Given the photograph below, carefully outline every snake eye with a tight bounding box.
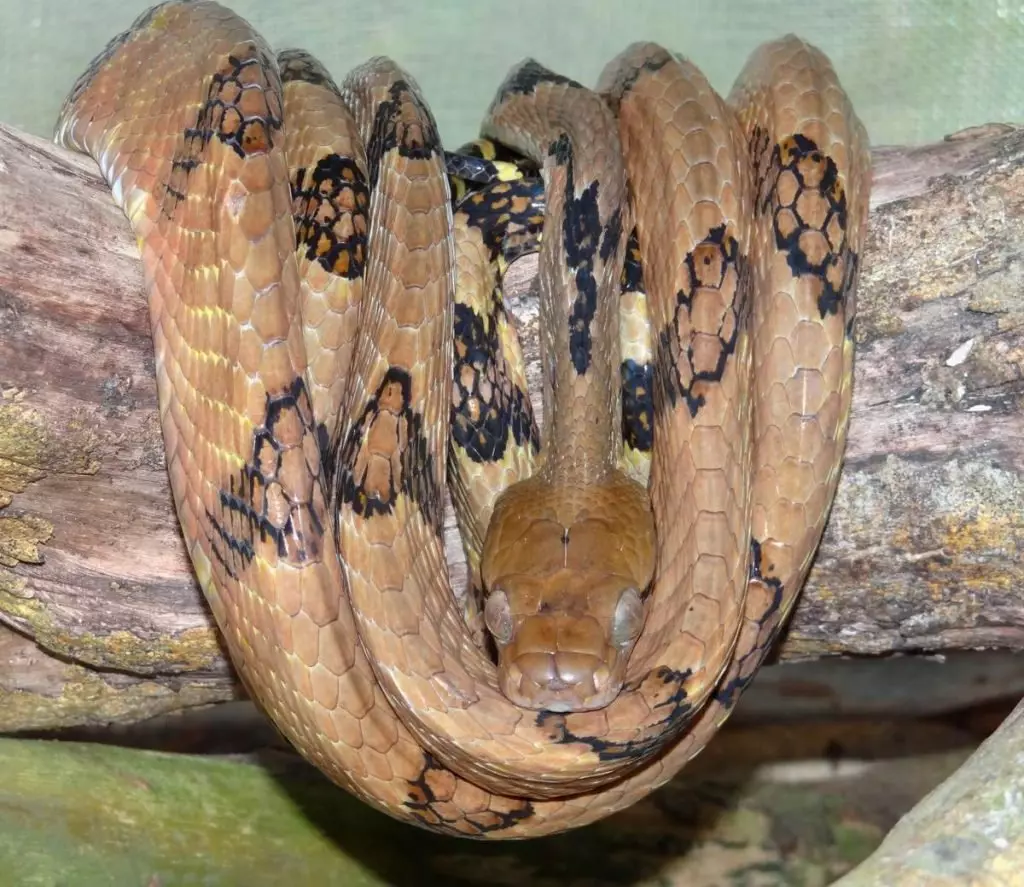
[484,589,514,646]
[610,587,645,647]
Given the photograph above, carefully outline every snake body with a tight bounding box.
[56,1,869,837]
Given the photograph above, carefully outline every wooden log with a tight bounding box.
[1,122,1022,731]
[834,696,1024,886]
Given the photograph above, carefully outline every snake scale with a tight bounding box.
[56,0,869,838]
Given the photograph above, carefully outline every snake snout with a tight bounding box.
[507,647,610,716]
[503,648,618,713]
[492,610,627,712]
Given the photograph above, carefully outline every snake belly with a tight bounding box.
[55,0,869,838]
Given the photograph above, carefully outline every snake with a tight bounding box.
[55,0,869,838]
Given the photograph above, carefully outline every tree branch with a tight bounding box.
[834,695,1024,885]
[1,122,1022,731]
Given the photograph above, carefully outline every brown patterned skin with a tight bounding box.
[476,68,658,713]
[278,49,368,447]
[55,2,869,839]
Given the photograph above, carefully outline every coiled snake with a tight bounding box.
[56,1,869,838]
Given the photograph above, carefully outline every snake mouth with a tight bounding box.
[500,650,620,712]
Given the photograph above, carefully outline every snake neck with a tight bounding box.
[480,65,632,486]
[539,146,630,484]
[522,123,632,485]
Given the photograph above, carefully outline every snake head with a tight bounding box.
[480,473,656,713]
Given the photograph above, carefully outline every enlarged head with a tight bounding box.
[480,473,656,712]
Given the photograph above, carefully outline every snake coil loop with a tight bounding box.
[56,1,869,838]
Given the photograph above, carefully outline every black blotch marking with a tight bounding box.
[536,666,694,762]
[747,123,775,215]
[276,48,341,93]
[315,421,334,486]
[163,46,283,216]
[454,178,545,256]
[206,377,323,578]
[654,224,750,419]
[713,537,786,710]
[196,49,282,159]
[335,367,443,535]
[445,138,540,191]
[842,250,861,339]
[447,160,545,470]
[460,137,541,167]
[621,359,654,453]
[366,79,442,190]
[620,226,645,294]
[451,303,540,463]
[755,129,857,321]
[554,141,611,376]
[405,752,534,837]
[206,515,254,580]
[619,228,654,453]
[549,132,572,166]
[291,152,369,278]
[747,538,785,624]
[490,59,583,110]
[445,151,504,188]
[600,207,623,263]
[603,53,674,111]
